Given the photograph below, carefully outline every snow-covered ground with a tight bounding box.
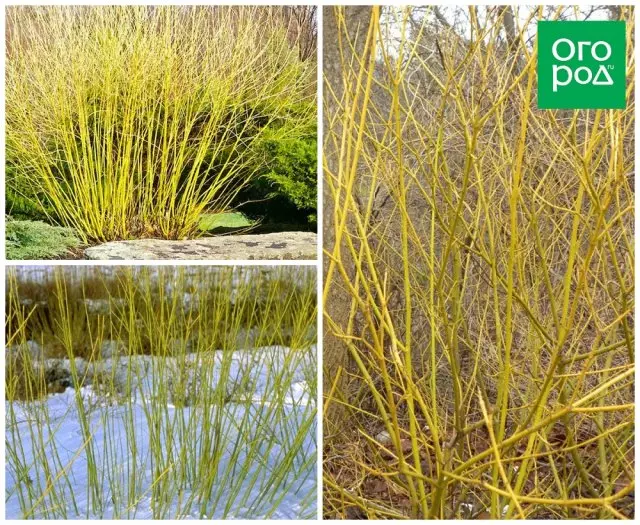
[6,346,317,520]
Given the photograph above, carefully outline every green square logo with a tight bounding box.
[537,21,626,109]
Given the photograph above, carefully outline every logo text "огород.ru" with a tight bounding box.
[537,20,626,109]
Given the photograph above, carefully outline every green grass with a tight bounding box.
[6,219,81,260]
[198,212,254,233]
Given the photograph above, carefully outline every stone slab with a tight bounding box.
[84,232,317,260]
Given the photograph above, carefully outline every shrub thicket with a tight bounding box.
[324,6,634,519]
[6,266,317,518]
[6,6,315,242]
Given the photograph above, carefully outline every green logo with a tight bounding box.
[537,21,626,109]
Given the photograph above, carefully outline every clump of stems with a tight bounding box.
[323,6,634,519]
[6,6,315,242]
[6,266,317,519]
